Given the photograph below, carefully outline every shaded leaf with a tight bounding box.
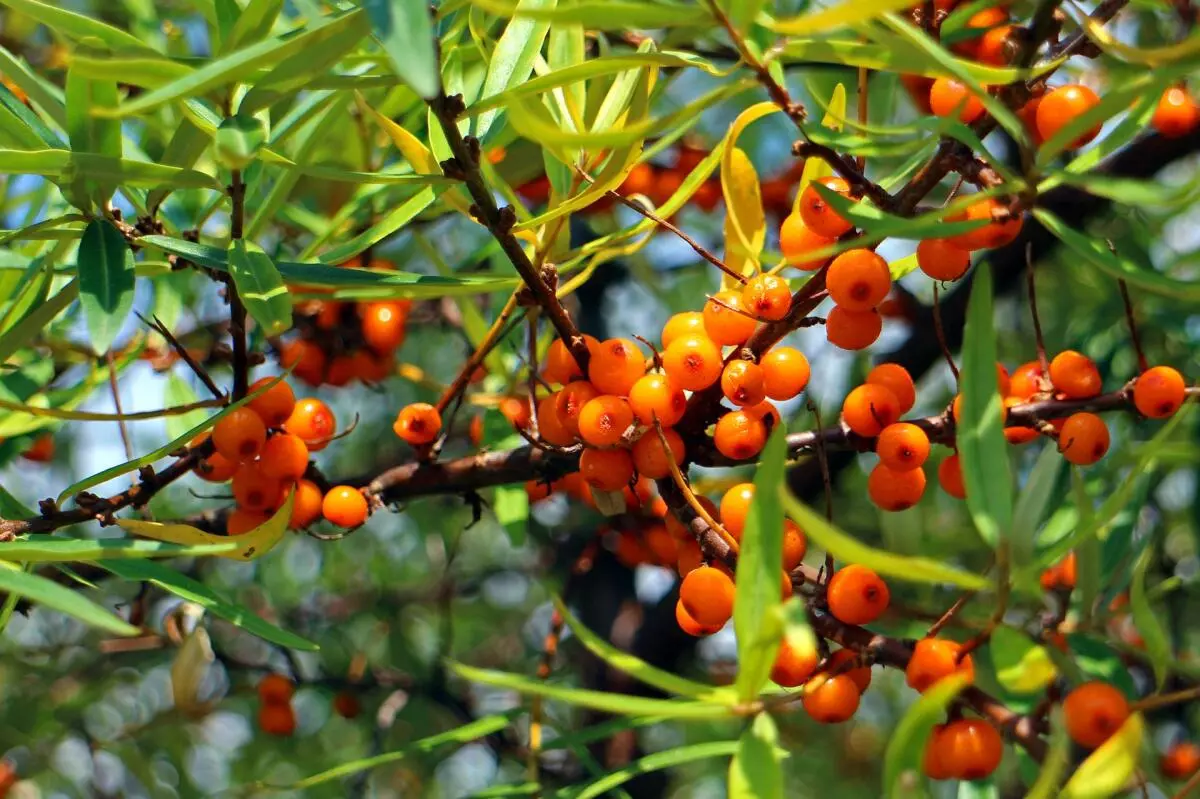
[1129,546,1171,690]
[989,626,1057,694]
[572,742,739,799]
[1011,444,1064,569]
[78,218,136,355]
[0,561,139,635]
[729,714,783,799]
[365,0,440,100]
[0,536,238,562]
[227,240,292,337]
[0,0,159,54]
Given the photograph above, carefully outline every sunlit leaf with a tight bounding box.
[0,560,139,636]
[989,626,1057,694]
[228,240,292,337]
[474,0,557,142]
[117,490,295,563]
[1060,713,1143,799]
[366,0,440,99]
[0,536,238,562]
[729,714,783,799]
[78,218,136,355]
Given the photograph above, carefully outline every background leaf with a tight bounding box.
[78,218,136,355]
[728,714,783,799]
[364,0,440,100]
[0,561,139,635]
[1129,546,1171,690]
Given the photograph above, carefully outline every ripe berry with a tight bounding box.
[631,429,684,479]
[663,334,724,391]
[703,291,757,346]
[579,447,635,492]
[1037,84,1102,148]
[938,454,966,499]
[713,410,768,460]
[917,238,971,281]
[679,564,736,627]
[1064,681,1130,749]
[280,338,326,386]
[393,402,442,446]
[499,397,532,431]
[952,6,1008,58]
[627,374,687,428]
[232,466,283,512]
[799,176,854,239]
[676,598,722,637]
[946,197,1023,251]
[977,24,1015,66]
[721,359,767,407]
[333,691,361,720]
[259,433,310,481]
[536,393,576,447]
[924,725,955,780]
[289,478,324,529]
[352,349,391,383]
[1059,412,1110,465]
[258,673,295,704]
[258,703,296,736]
[555,381,601,437]
[578,395,634,447]
[196,449,239,483]
[1040,551,1078,591]
[360,301,408,353]
[589,338,646,396]
[823,649,872,693]
[842,383,902,437]
[314,300,343,330]
[247,377,296,428]
[1018,95,1045,144]
[943,718,1003,780]
[213,408,267,464]
[1049,350,1102,399]
[227,508,269,535]
[906,638,975,693]
[325,354,357,387]
[876,423,931,470]
[929,78,984,123]
[802,673,861,723]
[285,398,336,451]
[867,463,927,511]
[827,248,892,311]
[661,312,706,349]
[866,363,916,413]
[323,486,368,527]
[1134,366,1187,418]
[782,520,808,570]
[826,564,890,625]
[543,335,598,385]
[1161,742,1200,780]
[742,274,792,321]
[720,483,755,537]
[780,213,835,270]
[643,521,680,566]
[771,639,818,687]
[1153,86,1200,139]
[1009,360,1047,400]
[759,346,810,400]
[826,306,882,350]
[676,540,705,578]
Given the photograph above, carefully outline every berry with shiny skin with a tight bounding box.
[285,398,336,452]
[721,359,767,407]
[627,374,687,427]
[771,639,819,687]
[842,384,902,437]
[876,423,931,470]
[1153,86,1200,138]
[1049,350,1102,399]
[826,564,890,625]
[577,395,634,447]
[780,213,836,270]
[906,638,975,693]
[866,363,916,413]
[679,565,736,628]
[826,307,882,350]
[247,377,296,428]
[663,334,724,391]
[828,248,892,311]
[742,274,792,321]
[259,433,310,481]
[917,238,971,281]
[661,312,706,349]
[703,291,758,346]
[867,463,927,511]
[631,428,684,479]
[1133,366,1186,418]
[213,408,267,464]
[760,346,810,400]
[394,402,442,446]
[323,486,369,527]
[799,176,854,239]
[938,454,966,499]
[1059,412,1110,466]
[1064,681,1130,749]
[579,447,635,492]
[1037,84,1102,148]
[802,673,861,723]
[589,338,646,396]
[713,410,768,460]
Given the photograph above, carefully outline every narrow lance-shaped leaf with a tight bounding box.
[474,0,558,142]
[0,0,160,54]
[365,0,440,100]
[0,561,139,636]
[78,218,136,355]
[1060,713,1143,799]
[1129,546,1171,690]
[227,240,292,337]
[989,625,1057,695]
[729,714,783,799]
[1011,444,1064,569]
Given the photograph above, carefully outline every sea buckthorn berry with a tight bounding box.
[360,301,407,353]
[663,334,723,391]
[333,691,362,720]
[720,483,755,538]
[259,433,310,481]
[713,410,768,461]
[676,539,704,578]
[1037,84,1102,148]
[842,384,902,437]
[280,338,326,386]
[929,78,985,123]
[643,522,679,566]
[632,428,684,479]
[20,434,53,462]
[393,402,442,446]
[828,248,892,311]
[578,395,634,447]
[780,213,836,270]
[944,719,1003,781]
[1018,95,1044,144]
[543,335,597,385]
[826,306,882,350]
[759,347,810,400]
[1010,360,1048,400]
[1153,86,1200,138]
[721,359,767,407]
[556,381,602,437]
[902,74,935,114]
[1040,551,1078,591]
[258,703,296,736]
[1161,742,1200,780]
[802,673,861,724]
[676,598,722,637]
[537,393,576,447]
[352,349,391,383]
[661,311,706,349]
[1064,681,1130,749]
[917,238,971,281]
[227,508,269,536]
[285,398,336,452]
[589,338,646,396]
[703,291,757,346]
[196,450,238,483]
[1134,366,1187,418]
[232,466,283,512]
[952,6,1008,57]
[289,478,324,529]
[977,24,1015,66]
[213,408,267,464]
[866,363,916,414]
[876,423,931,470]
[628,374,687,428]
[325,354,357,387]
[1049,350,1102,399]
[746,399,781,428]
[314,300,343,331]
[679,564,736,627]
[826,564,890,625]
[924,725,954,780]
[906,638,975,693]
[799,176,854,239]
[258,673,295,704]
[1059,412,1110,466]
[526,479,552,503]
[579,447,635,492]
[782,520,808,570]
[938,454,966,499]
[823,649,872,693]
[1003,397,1038,445]
[322,486,368,528]
[247,377,296,428]
[946,197,1023,251]
[771,639,819,687]
[996,363,1012,396]
[742,274,792,321]
[500,397,532,431]
[867,463,928,512]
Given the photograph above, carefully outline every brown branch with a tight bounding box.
[227,171,249,400]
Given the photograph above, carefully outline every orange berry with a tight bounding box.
[259,433,310,481]
[232,465,283,512]
[555,381,601,437]
[676,539,704,577]
[1153,86,1200,138]
[351,349,391,383]
[799,176,854,239]
[802,673,861,723]
[917,238,971,281]
[1010,360,1047,400]
[827,248,892,311]
[631,429,684,479]
[247,377,296,428]
[902,74,935,114]
[258,703,296,736]
[1064,681,1130,749]
[322,485,368,528]
[742,274,792,321]
[289,478,323,529]
[579,447,635,492]
[1059,412,1109,465]
[720,359,767,407]
[543,335,598,385]
[333,691,361,719]
[1018,95,1044,144]
[1134,366,1187,418]
[280,338,326,386]
[759,346,810,400]
[780,213,836,270]
[713,410,767,461]
[1003,397,1039,445]
[842,383,902,437]
[213,408,268,464]
[679,564,736,628]
[866,363,916,414]
[627,374,687,428]
[876,423,931,470]
[943,719,1003,781]
[324,354,357,387]
[771,639,819,687]
[17,434,51,462]
[782,520,807,570]
[906,638,975,693]
[258,673,295,704]
[661,311,706,349]
[536,393,576,447]
[500,396,532,431]
[823,648,872,693]
[643,521,680,566]
[867,463,927,511]
[578,395,634,447]
[227,508,269,535]
[995,362,1012,396]
[663,334,724,391]
[703,291,757,346]
[675,598,722,637]
[946,197,1023,251]
[929,78,985,123]
[588,338,646,396]
[746,398,781,427]
[314,300,343,330]
[826,306,882,350]
[720,483,756,538]
[1037,84,1102,148]
[526,479,552,503]
[196,449,239,483]
[977,24,1015,65]
[826,564,890,625]
[924,725,955,780]
[952,6,1008,57]
[393,402,442,446]
[360,301,408,353]
[938,454,966,499]
[1161,742,1200,780]
[1049,350,1102,399]
[285,398,336,452]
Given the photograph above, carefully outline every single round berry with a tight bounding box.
[679,565,736,628]
[323,485,369,528]
[1153,86,1200,139]
[867,463,928,511]
[394,402,442,446]
[627,374,687,428]
[325,354,358,387]
[258,703,296,736]
[577,395,634,448]
[906,638,975,693]
[929,78,984,123]
[823,649,872,693]
[675,598,722,637]
[876,423,931,470]
[828,248,892,311]
[866,363,916,414]
[676,540,705,578]
[1037,84,1102,148]
[924,725,955,780]
[285,398,336,452]
[499,397,532,431]
[227,508,269,535]
[537,393,576,447]
[213,408,267,464]
[742,274,792,321]
[1009,360,1047,400]
[952,6,1008,58]
[631,428,684,479]
[1018,95,1045,144]
[802,673,861,723]
[703,291,758,346]
[842,383,902,437]
[771,638,819,687]
[799,176,854,239]
[247,377,296,428]
[195,449,238,483]
[589,338,646,396]
[1059,412,1110,465]
[720,483,755,538]
[314,300,343,330]
[780,213,836,270]
[943,718,1003,780]
[258,673,295,704]
[782,520,808,570]
[579,447,635,492]
[555,381,602,437]
[232,465,283,512]
[917,238,971,281]
[360,301,408,353]
[1134,366,1187,418]
[259,432,310,481]
[721,359,767,407]
[826,306,882,350]
[543,335,598,385]
[352,349,392,383]
[661,312,706,349]
[946,197,1023,251]
[280,338,326,386]
[643,521,679,566]
[713,410,768,461]
[663,334,724,391]
[995,362,1012,396]
[759,346,810,400]
[1049,350,1102,399]
[1161,742,1200,780]
[826,564,890,625]
[1063,681,1130,749]
[333,691,362,719]
[289,478,324,529]
[977,24,1015,66]
[938,454,966,499]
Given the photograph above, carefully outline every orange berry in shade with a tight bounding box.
[799,176,854,239]
[1134,366,1187,418]
[661,311,707,349]
[578,395,634,447]
[780,213,836,271]
[322,485,369,528]
[1064,681,1130,749]
[952,6,1007,58]
[628,373,687,428]
[679,564,736,627]
[360,301,408,353]
[924,725,955,780]
[579,447,635,492]
[289,478,324,529]
[555,380,601,437]
[823,648,872,693]
[902,74,935,115]
[929,78,985,123]
[280,338,326,386]
[333,691,362,720]
[227,508,269,535]
[827,248,892,312]
[876,423,931,470]
[826,306,883,350]
[247,377,296,428]
[589,338,646,396]
[676,598,723,637]
[906,638,975,693]
[867,464,928,511]
[771,638,819,687]
[1153,86,1200,138]
[713,410,768,461]
[1003,398,1039,445]
[676,539,705,578]
[17,434,51,462]
[259,433,310,482]
[212,407,268,464]
[1037,84,1102,148]
[536,393,576,447]
[393,402,443,446]
[946,197,1023,251]
[631,428,685,479]
[196,450,239,483]
[866,363,916,414]
[663,334,724,391]
[742,273,792,321]
[720,483,756,538]
[644,521,680,566]
[543,335,597,385]
[976,24,1015,66]
[703,291,758,346]
[1010,360,1048,400]
[285,398,336,452]
[917,238,971,281]
[759,346,810,401]
[259,703,297,736]
[781,520,808,571]
[258,673,295,704]
[232,466,283,512]
[1018,95,1045,145]
[721,359,767,407]
[1049,350,1102,399]
[842,383,902,437]
[1161,742,1200,780]
[1059,412,1110,466]
[938,454,966,499]
[802,673,861,724]
[826,564,890,625]
[943,719,1004,781]
[324,354,357,388]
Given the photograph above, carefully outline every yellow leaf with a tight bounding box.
[117,490,295,562]
[1073,10,1200,66]
[171,622,215,717]
[769,0,922,35]
[720,102,776,287]
[1060,713,1144,799]
[793,83,847,217]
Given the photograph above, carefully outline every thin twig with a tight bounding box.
[1027,243,1049,375]
[1130,685,1200,713]
[106,351,134,462]
[932,282,960,381]
[227,171,249,400]
[806,398,835,580]
[1117,278,1149,373]
[139,313,224,400]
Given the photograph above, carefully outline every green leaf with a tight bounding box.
[812,182,993,241]
[365,0,440,100]
[882,673,970,798]
[474,0,557,142]
[958,262,1013,548]
[729,714,783,799]
[0,536,239,562]
[0,279,79,366]
[734,428,786,701]
[1129,546,1171,690]
[0,484,34,518]
[569,742,739,799]
[313,187,441,266]
[1060,713,1143,799]
[214,113,267,169]
[238,17,374,114]
[0,561,139,636]
[989,626,1057,695]
[468,0,698,29]
[97,558,318,650]
[1026,708,1072,799]
[0,149,219,189]
[0,43,68,128]
[492,484,528,546]
[221,0,284,53]
[65,51,192,89]
[163,375,208,442]
[1011,444,1063,569]
[782,492,990,590]
[0,0,160,54]
[78,218,136,355]
[0,75,64,148]
[778,38,1055,85]
[146,118,211,213]
[768,0,919,34]
[227,240,292,337]
[1065,634,1136,699]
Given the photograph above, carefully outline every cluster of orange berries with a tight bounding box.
[195,377,370,532]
